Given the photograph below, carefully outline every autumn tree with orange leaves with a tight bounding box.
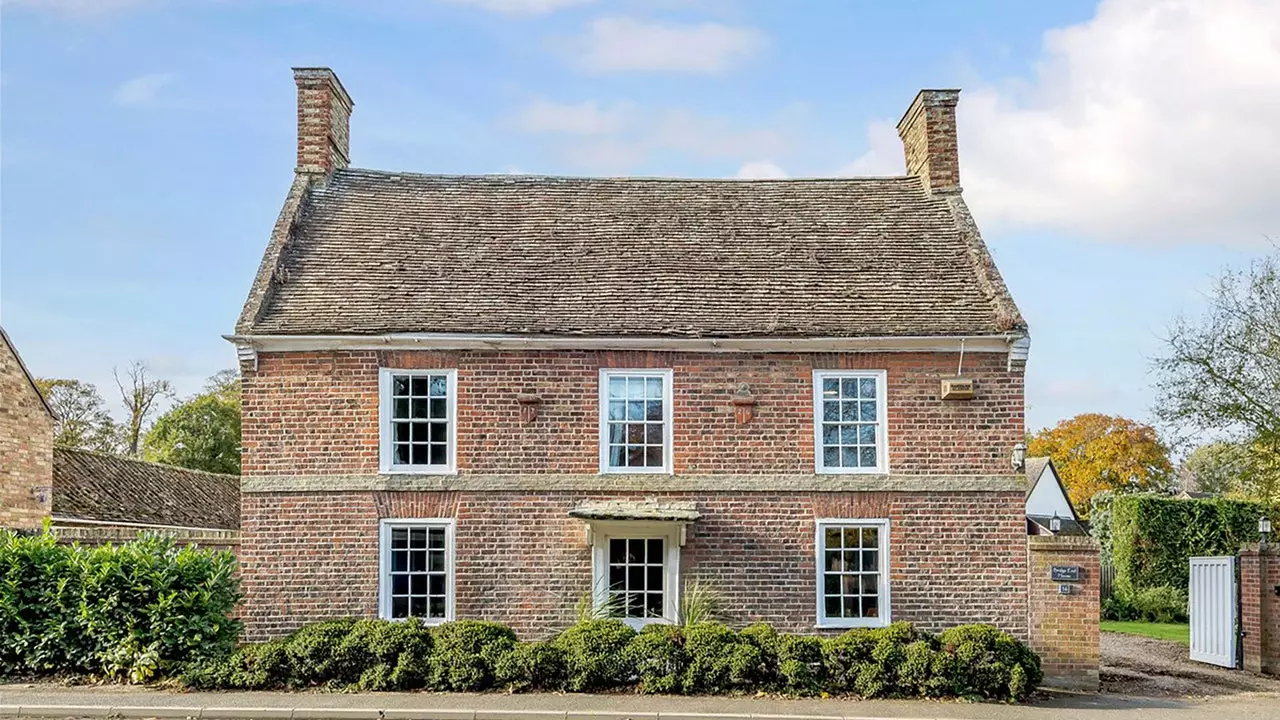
[1027,413,1173,517]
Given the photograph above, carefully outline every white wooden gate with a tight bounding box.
[1189,555,1238,668]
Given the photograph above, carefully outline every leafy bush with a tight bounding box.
[823,622,924,697]
[628,624,686,694]
[1102,585,1188,623]
[938,624,1042,701]
[777,633,825,695]
[0,530,240,682]
[1112,494,1275,592]
[427,620,517,691]
[554,618,636,691]
[495,641,566,692]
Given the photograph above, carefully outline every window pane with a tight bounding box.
[823,401,840,421]
[627,592,644,617]
[859,424,876,444]
[822,378,839,396]
[609,565,625,590]
[392,596,409,619]
[859,446,877,467]
[608,401,626,421]
[841,378,857,396]
[825,550,842,572]
[627,401,644,421]
[645,401,663,421]
[825,596,842,617]
[412,399,429,419]
[841,447,858,467]
[428,551,444,572]
[863,594,879,617]
[392,551,407,572]
[609,538,625,560]
[394,423,410,442]
[840,425,857,444]
[391,528,408,549]
[645,423,662,444]
[410,528,427,547]
[823,447,840,467]
[644,446,663,467]
[393,376,410,396]
[410,551,426,572]
[824,574,840,594]
[647,565,662,589]
[628,539,645,563]
[824,527,841,549]
[628,566,645,589]
[647,538,663,562]
[410,574,427,595]
[844,549,861,572]
[859,378,877,398]
[841,402,858,421]
[429,596,446,618]
[429,527,445,548]
[429,375,447,396]
[860,401,877,421]
[822,425,839,445]
[411,377,429,396]
[394,398,409,419]
[411,444,430,465]
[842,527,859,548]
[843,596,858,617]
[429,574,444,596]
[842,574,858,595]
[861,574,878,595]
[608,377,626,399]
[864,550,878,569]
[627,424,644,443]
[411,596,428,617]
[646,377,662,399]
[392,575,408,595]
[429,398,446,419]
[609,445,624,467]
[645,592,664,617]
[430,444,446,465]
[394,443,410,464]
[862,527,879,548]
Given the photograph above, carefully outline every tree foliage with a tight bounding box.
[1154,246,1280,504]
[1027,413,1173,517]
[143,370,241,475]
[33,378,122,453]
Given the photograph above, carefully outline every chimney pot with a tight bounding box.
[293,67,353,174]
[896,89,960,192]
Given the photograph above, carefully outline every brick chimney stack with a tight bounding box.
[293,67,353,174]
[896,89,960,192]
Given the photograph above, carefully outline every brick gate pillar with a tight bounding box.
[1240,544,1279,675]
[1027,535,1100,689]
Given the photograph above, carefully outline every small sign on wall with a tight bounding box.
[1051,565,1082,582]
[1059,584,1074,595]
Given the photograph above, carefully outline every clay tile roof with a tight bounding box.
[239,170,1026,338]
[52,448,240,530]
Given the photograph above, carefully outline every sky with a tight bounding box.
[1,0,1277,435]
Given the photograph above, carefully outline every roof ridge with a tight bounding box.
[334,167,918,184]
[54,445,239,480]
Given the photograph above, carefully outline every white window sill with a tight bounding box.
[623,617,674,630]
[814,618,891,630]
[815,467,889,475]
[599,468,675,476]
[379,615,451,625]
[381,467,457,476]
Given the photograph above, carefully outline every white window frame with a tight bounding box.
[812,369,888,474]
[598,368,674,475]
[379,368,458,475]
[589,520,681,629]
[814,518,891,628]
[377,518,456,624]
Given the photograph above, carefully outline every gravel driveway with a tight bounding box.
[1101,631,1280,697]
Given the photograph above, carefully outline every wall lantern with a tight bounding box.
[1050,512,1062,534]
[1011,442,1027,472]
[731,383,758,424]
[1261,516,1273,549]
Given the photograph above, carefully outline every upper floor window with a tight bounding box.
[379,368,457,474]
[598,369,673,474]
[813,370,887,474]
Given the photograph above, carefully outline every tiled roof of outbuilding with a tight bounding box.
[238,169,1025,338]
[52,448,240,530]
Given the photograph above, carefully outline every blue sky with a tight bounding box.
[2,0,1277,435]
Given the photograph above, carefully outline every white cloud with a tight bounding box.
[2,0,151,19]
[565,17,765,74]
[436,0,594,14]
[735,161,789,180]
[112,73,172,107]
[510,98,635,135]
[842,0,1280,244]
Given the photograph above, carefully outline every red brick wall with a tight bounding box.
[1027,535,1100,689]
[0,332,53,529]
[242,350,1023,477]
[240,489,1028,641]
[1241,545,1279,675]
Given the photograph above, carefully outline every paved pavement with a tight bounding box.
[2,685,1280,720]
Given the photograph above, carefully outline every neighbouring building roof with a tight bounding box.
[238,170,1026,339]
[1027,514,1090,536]
[52,447,240,530]
[569,499,702,522]
[0,326,55,419]
[1024,455,1083,533]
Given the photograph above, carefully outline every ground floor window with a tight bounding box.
[815,518,890,628]
[590,522,680,627]
[379,519,454,623]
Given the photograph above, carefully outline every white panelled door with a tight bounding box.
[1189,555,1238,668]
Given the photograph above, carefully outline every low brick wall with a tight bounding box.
[50,524,241,554]
[1240,544,1279,675]
[1027,535,1100,689]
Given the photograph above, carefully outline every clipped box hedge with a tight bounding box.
[1112,494,1275,592]
[182,618,1041,701]
[0,530,241,682]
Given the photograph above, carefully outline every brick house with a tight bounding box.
[230,68,1037,644]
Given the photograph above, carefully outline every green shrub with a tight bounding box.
[495,641,566,692]
[822,622,923,698]
[628,624,686,694]
[937,624,1041,701]
[284,618,358,686]
[1103,585,1187,623]
[427,620,517,691]
[682,622,752,693]
[180,640,289,690]
[0,530,240,681]
[342,618,434,690]
[736,622,780,688]
[554,619,636,692]
[1112,494,1275,593]
[777,633,825,695]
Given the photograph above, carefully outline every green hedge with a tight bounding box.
[1112,494,1275,592]
[0,530,241,682]
[182,618,1041,701]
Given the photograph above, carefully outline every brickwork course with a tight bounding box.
[231,66,1097,687]
[1026,535,1100,689]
